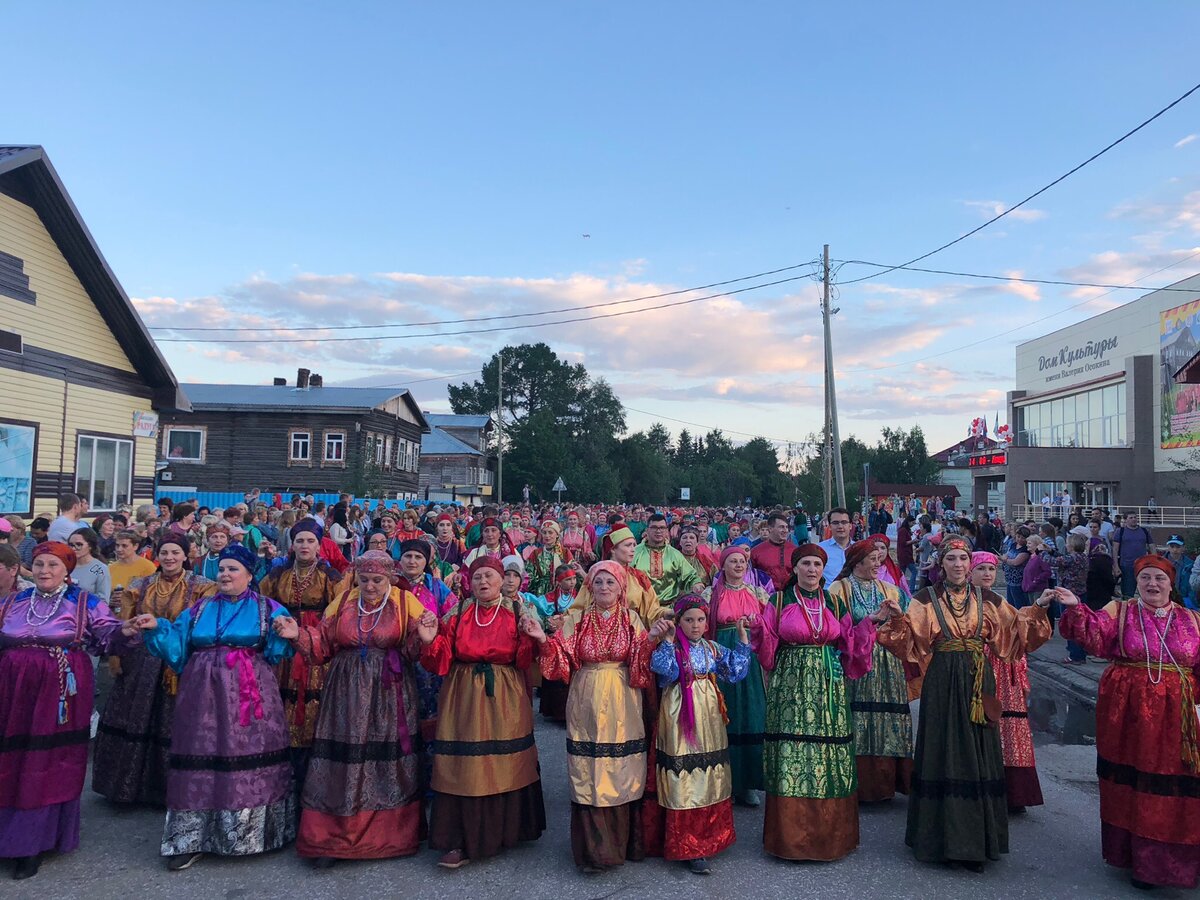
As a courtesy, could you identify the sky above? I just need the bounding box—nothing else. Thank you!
[7,2,1200,456]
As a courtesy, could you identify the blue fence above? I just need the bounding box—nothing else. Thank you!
[154,489,423,511]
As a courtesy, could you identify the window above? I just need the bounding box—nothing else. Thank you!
[1014,381,1127,449]
[323,431,345,465]
[384,436,393,469]
[410,441,420,471]
[290,430,311,462]
[373,434,386,465]
[76,434,132,512]
[0,420,37,515]
[164,426,205,462]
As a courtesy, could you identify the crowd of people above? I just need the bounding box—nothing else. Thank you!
[0,490,1197,889]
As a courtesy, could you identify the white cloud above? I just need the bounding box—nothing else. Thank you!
[1175,134,1197,148]
[963,200,1047,223]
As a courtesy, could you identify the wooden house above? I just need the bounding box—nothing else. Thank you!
[159,369,429,499]
[418,413,494,503]
[0,145,188,517]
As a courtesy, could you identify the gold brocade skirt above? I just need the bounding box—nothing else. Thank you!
[656,678,732,811]
[431,661,538,798]
[567,662,646,808]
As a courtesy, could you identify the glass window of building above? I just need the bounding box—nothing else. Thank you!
[1015,382,1126,448]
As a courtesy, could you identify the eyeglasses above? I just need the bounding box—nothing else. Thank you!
[829,519,851,526]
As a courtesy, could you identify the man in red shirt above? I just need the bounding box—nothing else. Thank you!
[749,512,798,591]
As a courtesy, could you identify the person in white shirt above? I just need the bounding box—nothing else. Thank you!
[66,527,111,601]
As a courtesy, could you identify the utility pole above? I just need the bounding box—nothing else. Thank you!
[496,351,504,504]
[821,244,847,510]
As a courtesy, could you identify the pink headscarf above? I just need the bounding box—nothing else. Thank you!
[584,560,628,607]
[970,551,999,569]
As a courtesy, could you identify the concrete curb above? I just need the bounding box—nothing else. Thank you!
[1028,655,1100,711]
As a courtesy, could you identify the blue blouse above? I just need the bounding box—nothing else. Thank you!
[651,637,752,688]
[143,590,294,672]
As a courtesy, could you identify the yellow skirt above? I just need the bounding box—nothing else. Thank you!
[432,661,538,798]
[656,678,732,810]
[566,662,646,807]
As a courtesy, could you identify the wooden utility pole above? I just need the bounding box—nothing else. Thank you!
[496,351,504,504]
[821,244,847,510]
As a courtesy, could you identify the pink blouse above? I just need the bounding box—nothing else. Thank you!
[752,590,877,679]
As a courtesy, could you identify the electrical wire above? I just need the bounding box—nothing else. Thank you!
[834,259,1200,293]
[149,260,820,334]
[155,270,820,344]
[836,80,1200,287]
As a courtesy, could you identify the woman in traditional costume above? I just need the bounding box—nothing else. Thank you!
[130,543,296,870]
[0,543,139,880]
[524,561,671,872]
[754,544,884,861]
[432,514,467,589]
[561,510,596,568]
[869,532,913,599]
[420,556,546,868]
[1057,555,1200,890]
[531,563,580,722]
[971,551,1043,813]
[677,526,716,589]
[463,517,515,568]
[703,545,770,806]
[649,594,751,874]
[259,519,341,785]
[523,519,573,596]
[93,535,216,806]
[875,537,1051,871]
[272,551,438,866]
[570,527,666,628]
[827,539,912,803]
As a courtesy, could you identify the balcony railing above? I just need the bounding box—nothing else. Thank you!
[1009,504,1200,529]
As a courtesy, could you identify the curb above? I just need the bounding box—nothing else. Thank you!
[1028,656,1099,710]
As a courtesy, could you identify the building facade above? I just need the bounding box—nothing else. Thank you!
[1002,273,1200,516]
[418,413,494,503]
[158,371,428,499]
[0,146,187,518]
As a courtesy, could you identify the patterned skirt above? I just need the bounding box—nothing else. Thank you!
[0,646,92,858]
[907,647,1007,863]
[163,647,295,857]
[715,625,765,794]
[276,609,327,749]
[93,645,174,805]
[986,649,1043,809]
[848,643,913,801]
[297,648,423,859]
[762,643,859,860]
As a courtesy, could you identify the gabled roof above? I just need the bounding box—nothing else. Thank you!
[182,383,428,428]
[424,412,493,429]
[867,480,961,499]
[0,145,188,411]
[931,436,1002,464]
[422,426,483,457]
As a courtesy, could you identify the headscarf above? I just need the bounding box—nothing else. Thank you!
[707,545,754,638]
[468,556,505,581]
[539,519,561,537]
[399,539,432,563]
[555,563,579,586]
[607,526,634,547]
[501,554,525,576]
[218,543,258,575]
[672,593,711,745]
[354,549,395,577]
[1135,554,1176,582]
[719,544,750,567]
[33,541,77,574]
[584,560,627,607]
[866,532,911,598]
[792,543,828,566]
[835,539,879,581]
[291,518,324,541]
[157,532,191,557]
[971,551,999,569]
[938,536,971,562]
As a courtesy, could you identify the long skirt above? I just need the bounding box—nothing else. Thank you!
[848,642,913,802]
[986,649,1043,810]
[715,624,765,794]
[93,645,174,805]
[163,647,296,857]
[1094,664,1200,888]
[0,646,92,858]
[540,680,569,721]
[428,661,545,859]
[413,661,442,793]
[571,801,644,868]
[762,644,859,861]
[297,648,423,859]
[654,677,736,861]
[276,609,326,750]
[907,647,1007,863]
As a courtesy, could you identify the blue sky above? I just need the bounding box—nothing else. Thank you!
[8,2,1200,454]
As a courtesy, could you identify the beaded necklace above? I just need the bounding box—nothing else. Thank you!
[25,583,69,628]
[1136,599,1177,685]
[356,591,388,657]
[291,560,319,609]
[796,585,825,638]
[848,575,883,622]
[474,597,503,627]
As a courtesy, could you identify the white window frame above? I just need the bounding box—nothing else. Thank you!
[290,430,312,463]
[76,434,133,512]
[163,425,206,463]
[323,430,345,466]
[384,435,393,470]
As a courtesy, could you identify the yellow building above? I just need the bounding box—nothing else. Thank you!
[0,145,187,518]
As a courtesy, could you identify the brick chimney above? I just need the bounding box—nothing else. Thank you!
[297,368,310,390]
[310,373,323,388]
[273,377,287,386]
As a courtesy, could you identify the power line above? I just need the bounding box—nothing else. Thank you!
[155,270,820,344]
[839,248,1200,373]
[835,259,1200,293]
[148,260,820,334]
[837,80,1200,287]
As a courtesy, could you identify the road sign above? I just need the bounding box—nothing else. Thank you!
[552,477,567,492]
[680,487,691,501]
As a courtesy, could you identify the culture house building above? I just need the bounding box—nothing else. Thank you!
[978,272,1200,520]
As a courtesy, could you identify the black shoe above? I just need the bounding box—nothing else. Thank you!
[686,858,711,875]
[1131,878,1157,891]
[311,857,336,869]
[961,861,985,874]
[12,856,40,880]
[167,852,203,871]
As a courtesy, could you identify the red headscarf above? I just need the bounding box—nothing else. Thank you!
[33,541,77,573]
[468,556,505,581]
[1135,554,1175,582]
[869,533,911,598]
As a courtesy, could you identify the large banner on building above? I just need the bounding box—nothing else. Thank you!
[1160,298,1200,449]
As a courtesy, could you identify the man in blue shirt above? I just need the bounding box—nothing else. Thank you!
[818,507,854,586]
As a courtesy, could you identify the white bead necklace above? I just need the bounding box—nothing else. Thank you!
[1136,599,1178,685]
[26,583,69,628]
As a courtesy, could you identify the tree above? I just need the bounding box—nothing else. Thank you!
[674,430,694,467]
[647,422,674,457]
[449,343,581,425]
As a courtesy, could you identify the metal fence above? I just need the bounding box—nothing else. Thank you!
[1010,504,1200,529]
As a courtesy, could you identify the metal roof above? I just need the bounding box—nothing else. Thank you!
[182,382,425,421]
[424,413,492,428]
[422,426,483,457]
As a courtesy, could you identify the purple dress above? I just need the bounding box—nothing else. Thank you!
[0,586,133,858]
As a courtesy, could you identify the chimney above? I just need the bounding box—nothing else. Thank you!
[297,368,310,390]
[273,377,287,386]
[310,373,323,388]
